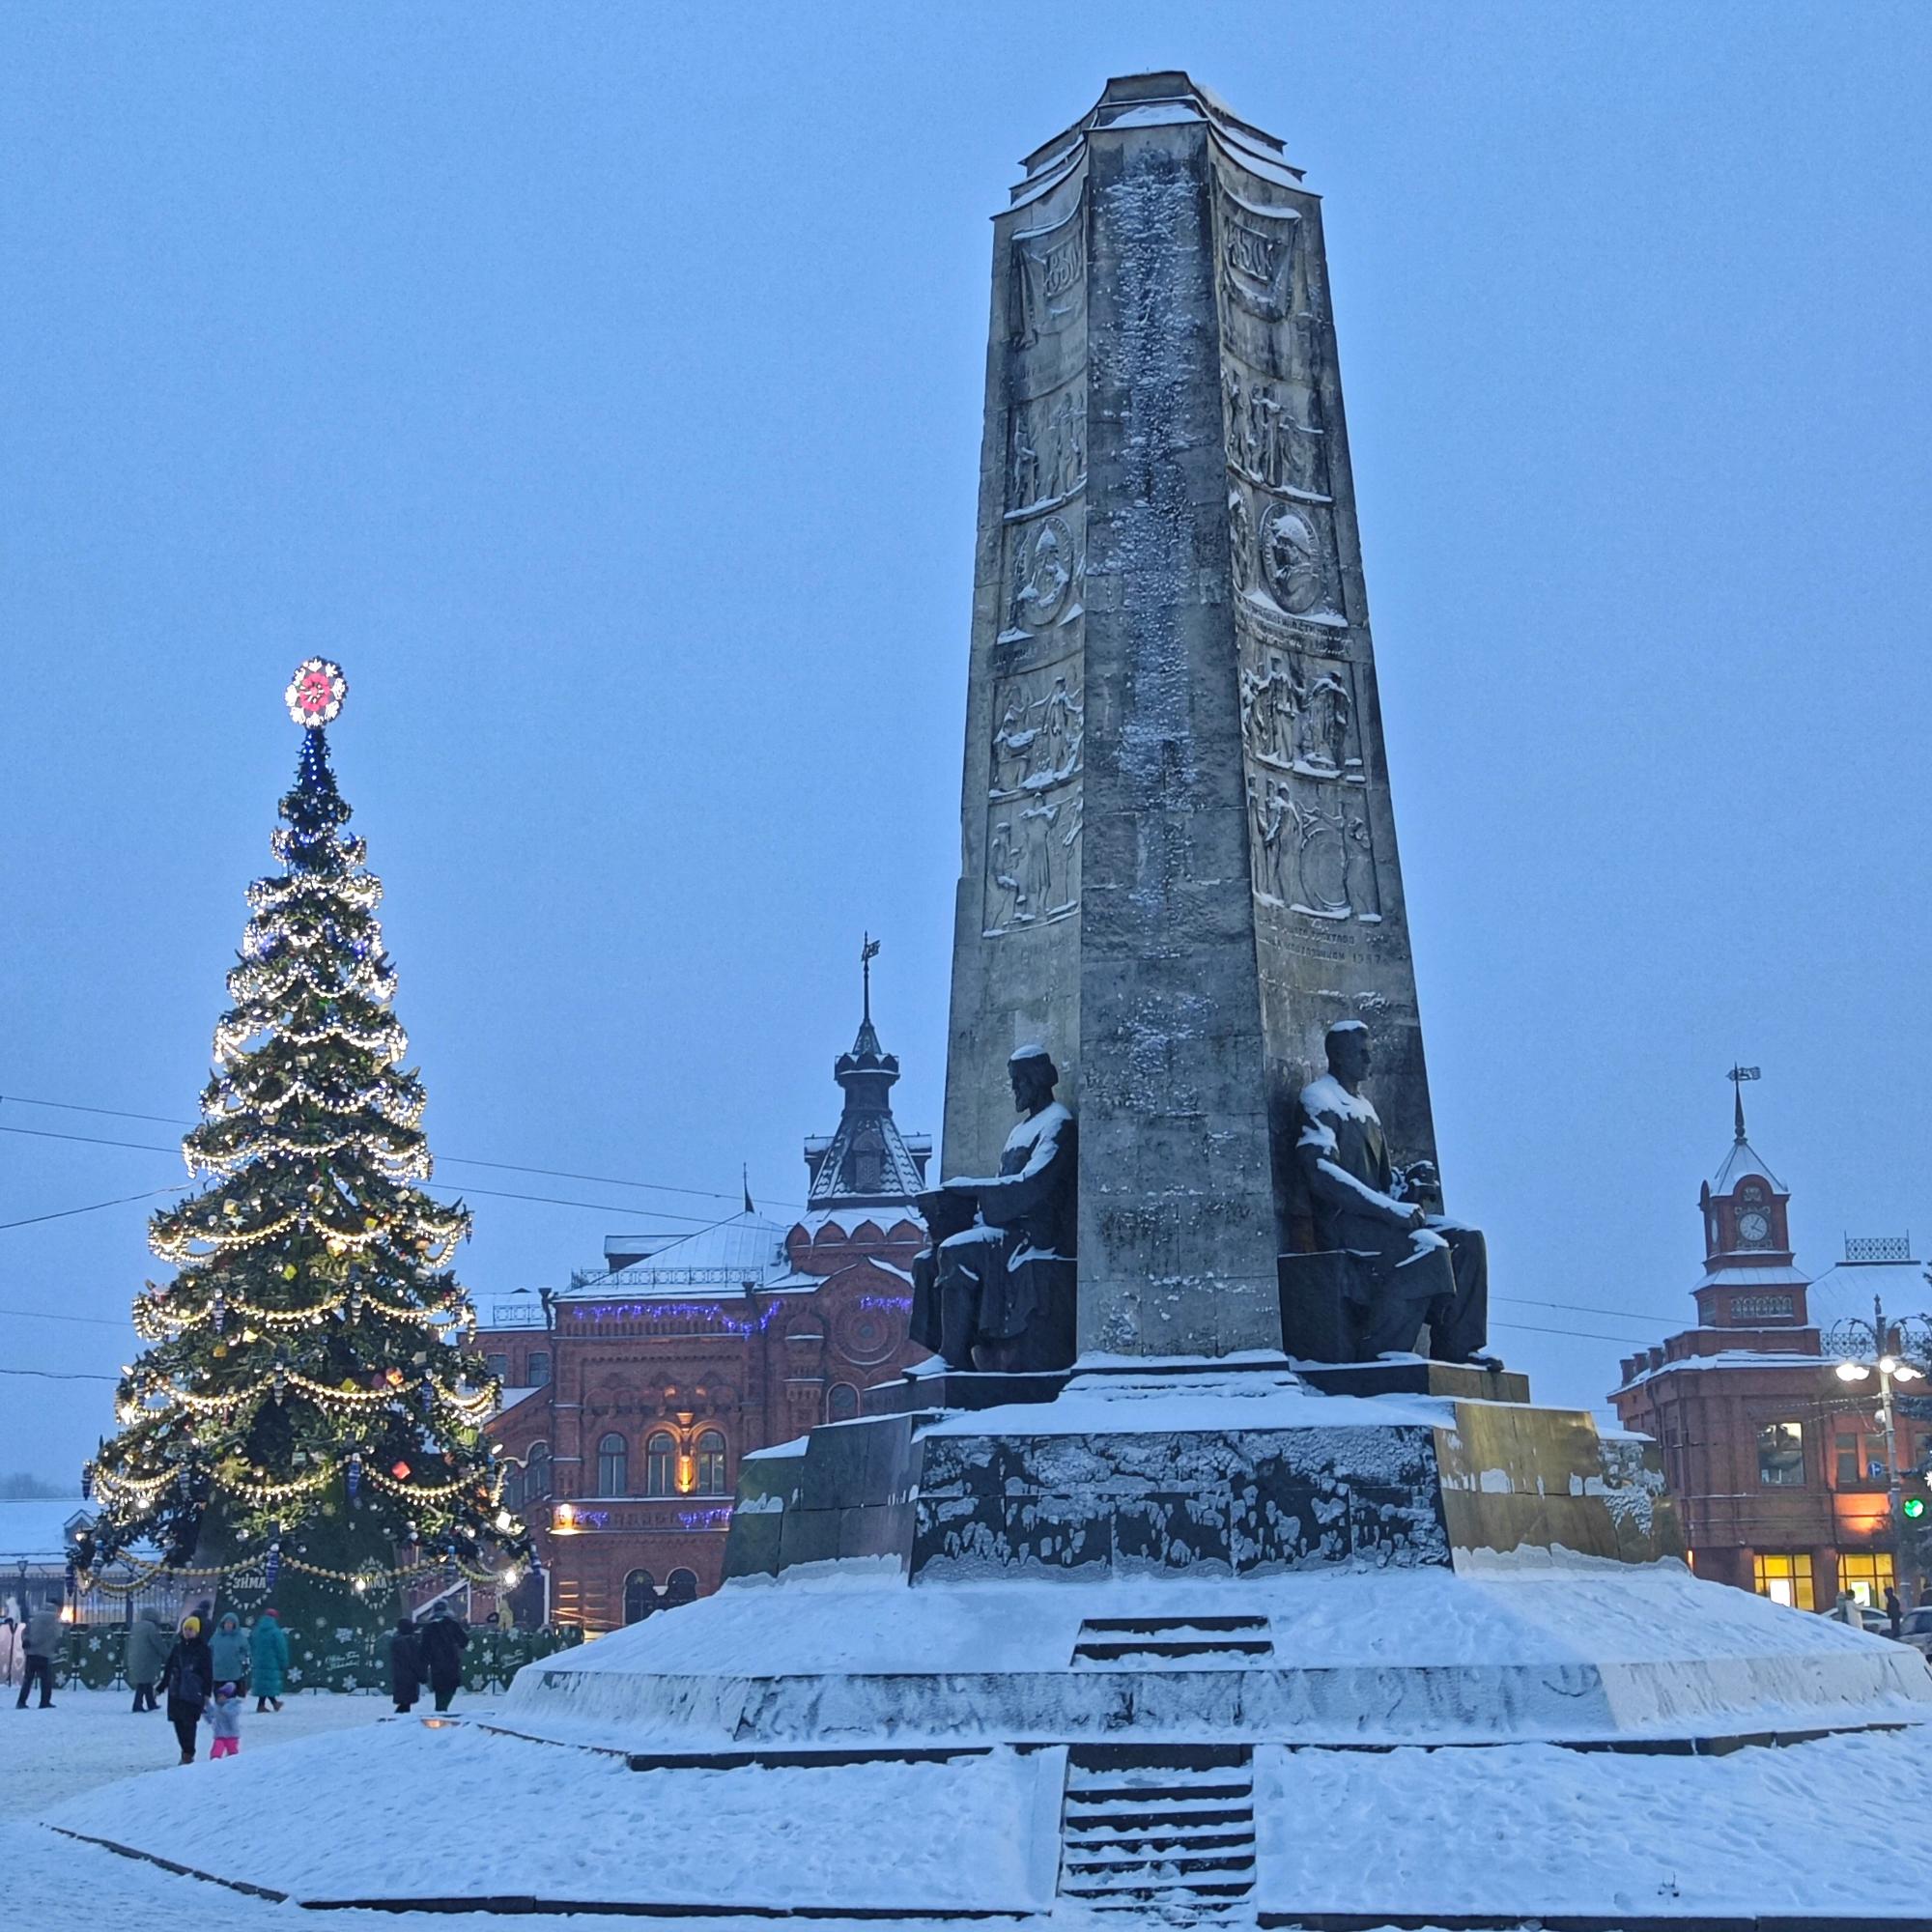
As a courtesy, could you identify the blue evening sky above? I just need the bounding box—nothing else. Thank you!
[4,3,1928,1479]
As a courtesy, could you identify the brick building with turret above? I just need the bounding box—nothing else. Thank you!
[477,990,930,1633]
[1611,1084,1931,1612]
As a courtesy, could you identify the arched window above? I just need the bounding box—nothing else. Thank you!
[696,1430,728,1494]
[666,1567,699,1607]
[826,1383,860,1423]
[644,1432,676,1496]
[501,1462,525,1512]
[596,1432,628,1495]
[527,1351,552,1387]
[622,1569,658,1624]
[526,1442,552,1501]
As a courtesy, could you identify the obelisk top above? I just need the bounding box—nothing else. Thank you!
[1011,71,1303,205]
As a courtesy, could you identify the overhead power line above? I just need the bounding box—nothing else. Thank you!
[0,1367,117,1382]
[0,1307,129,1328]
[0,1186,186,1232]
[0,1094,806,1211]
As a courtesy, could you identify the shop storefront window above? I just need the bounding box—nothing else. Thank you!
[1838,1550,1895,1609]
[1752,1550,1815,1610]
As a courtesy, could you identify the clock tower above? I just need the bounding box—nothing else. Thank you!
[1692,1072,1806,1331]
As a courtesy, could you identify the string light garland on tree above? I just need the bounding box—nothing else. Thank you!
[79,660,531,1631]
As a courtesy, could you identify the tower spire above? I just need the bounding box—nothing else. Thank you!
[1729,1063,1760,1143]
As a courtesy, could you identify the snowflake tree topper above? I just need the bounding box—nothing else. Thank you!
[285,658,348,729]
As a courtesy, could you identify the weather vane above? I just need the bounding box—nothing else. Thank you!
[285,657,348,728]
[1727,1062,1760,1142]
[861,932,881,1024]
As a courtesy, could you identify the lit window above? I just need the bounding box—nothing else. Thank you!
[1838,1551,1896,1609]
[526,1443,551,1501]
[1751,1550,1815,1611]
[645,1432,676,1497]
[826,1383,860,1423]
[527,1352,552,1388]
[695,1430,727,1495]
[596,1432,628,1495]
[1757,1420,1805,1488]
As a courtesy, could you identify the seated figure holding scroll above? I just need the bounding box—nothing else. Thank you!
[1295,1020,1490,1364]
[920,1044,1077,1374]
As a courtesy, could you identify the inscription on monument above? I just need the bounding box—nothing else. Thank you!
[1218,187,1299,323]
[1011,203,1087,348]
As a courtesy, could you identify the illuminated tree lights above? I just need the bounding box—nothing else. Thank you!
[80,668,531,1611]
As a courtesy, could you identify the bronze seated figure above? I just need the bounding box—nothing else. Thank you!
[909,1044,1076,1375]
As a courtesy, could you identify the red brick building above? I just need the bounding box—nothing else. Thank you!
[1611,1094,1930,1612]
[477,1000,930,1633]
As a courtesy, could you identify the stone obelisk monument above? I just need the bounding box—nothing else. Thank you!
[943,72,1438,1361]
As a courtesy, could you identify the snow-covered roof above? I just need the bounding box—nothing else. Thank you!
[1806,1258,1932,1341]
[1692,1263,1810,1293]
[562,1210,791,1300]
[793,1206,923,1241]
[0,1498,95,1563]
[1616,1347,1831,1391]
[1710,1134,1784,1194]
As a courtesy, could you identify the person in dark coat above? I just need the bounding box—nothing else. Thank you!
[124,1607,170,1713]
[384,1617,423,1715]
[1887,1585,1905,1639]
[14,1598,64,1709]
[417,1605,469,1713]
[159,1615,214,1764]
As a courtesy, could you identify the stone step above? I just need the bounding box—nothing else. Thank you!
[1077,1615,1270,1634]
[1072,1616,1275,1666]
[1065,1834,1257,1863]
[1057,1745,1257,1910]
[1073,1638,1274,1662]
[1067,1826,1257,1851]
[1065,1803,1253,1832]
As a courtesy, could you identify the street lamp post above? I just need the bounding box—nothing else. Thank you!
[1831,1293,1929,1606]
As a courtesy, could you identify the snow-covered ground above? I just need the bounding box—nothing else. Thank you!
[1,1690,1073,1929]
[0,1683,391,1817]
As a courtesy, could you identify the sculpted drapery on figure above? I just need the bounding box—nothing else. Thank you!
[910,1045,1077,1374]
[1295,1020,1491,1364]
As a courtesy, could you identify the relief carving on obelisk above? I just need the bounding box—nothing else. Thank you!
[1216,174,1378,939]
[984,195,1087,938]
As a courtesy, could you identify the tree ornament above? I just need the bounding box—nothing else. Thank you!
[347,1453,362,1500]
[284,657,347,728]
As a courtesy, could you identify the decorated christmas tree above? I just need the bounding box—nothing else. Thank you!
[82,660,529,1652]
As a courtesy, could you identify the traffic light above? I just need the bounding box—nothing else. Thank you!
[1902,1495,1925,1520]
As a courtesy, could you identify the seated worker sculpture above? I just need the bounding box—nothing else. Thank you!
[910,1044,1077,1374]
[1295,1019,1491,1364]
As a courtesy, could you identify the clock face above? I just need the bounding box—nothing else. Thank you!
[1738,1208,1772,1245]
